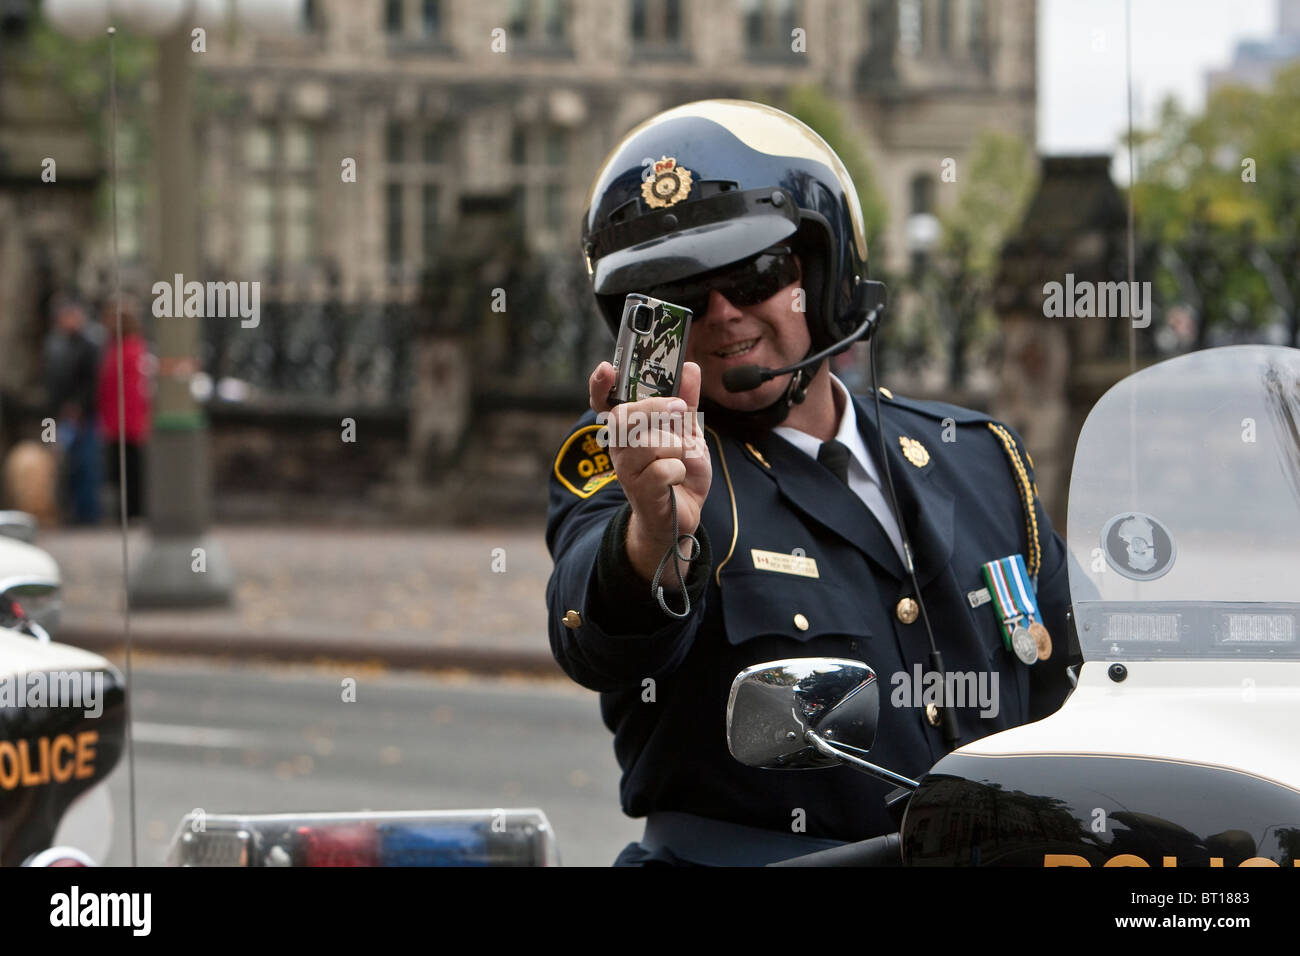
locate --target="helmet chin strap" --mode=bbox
[699,352,824,442]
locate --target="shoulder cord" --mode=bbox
[986,422,1041,579]
[650,487,701,619]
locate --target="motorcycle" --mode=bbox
[0,507,557,867]
[0,614,125,867]
[725,345,1300,867]
[0,511,122,867]
[137,346,1300,867]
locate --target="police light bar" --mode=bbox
[166,809,558,867]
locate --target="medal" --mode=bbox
[1029,620,1052,660]
[1012,624,1038,665]
[981,554,1046,665]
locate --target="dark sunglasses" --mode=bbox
[644,245,800,318]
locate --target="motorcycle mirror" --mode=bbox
[726,658,880,770]
[0,577,60,644]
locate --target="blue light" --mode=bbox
[377,822,491,867]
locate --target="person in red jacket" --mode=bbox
[97,295,153,519]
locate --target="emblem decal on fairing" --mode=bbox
[1101,511,1176,581]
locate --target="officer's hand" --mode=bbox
[588,361,712,586]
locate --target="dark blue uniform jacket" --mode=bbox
[545,389,1075,842]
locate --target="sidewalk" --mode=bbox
[39,525,563,675]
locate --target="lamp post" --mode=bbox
[46,0,297,607]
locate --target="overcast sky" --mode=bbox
[1039,0,1278,164]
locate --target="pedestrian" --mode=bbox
[41,296,103,525]
[97,294,152,520]
[545,100,1076,866]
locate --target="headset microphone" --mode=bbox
[721,280,887,393]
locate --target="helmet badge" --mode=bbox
[642,156,694,209]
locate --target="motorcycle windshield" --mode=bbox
[1067,345,1300,661]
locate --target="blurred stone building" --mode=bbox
[179,0,1035,296]
[3,0,1039,521]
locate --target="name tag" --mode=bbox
[968,587,992,608]
[750,549,820,578]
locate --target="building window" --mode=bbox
[284,123,314,169]
[422,184,441,260]
[508,0,569,48]
[631,0,682,47]
[386,120,456,270]
[386,182,404,267]
[512,123,571,240]
[385,0,404,33]
[967,0,986,58]
[421,0,441,37]
[303,0,323,31]
[423,126,445,164]
[867,0,895,55]
[544,127,567,166]
[937,0,952,52]
[242,121,319,271]
[908,172,936,279]
[246,183,275,266]
[543,0,565,41]
[742,0,801,56]
[386,0,444,42]
[910,173,934,215]
[387,122,406,163]
[285,183,316,265]
[544,184,566,230]
[898,0,922,56]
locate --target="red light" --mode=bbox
[296,825,378,866]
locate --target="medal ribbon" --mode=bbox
[980,555,1037,649]
[1005,553,1041,627]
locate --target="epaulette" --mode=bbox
[871,388,993,426]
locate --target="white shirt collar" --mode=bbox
[772,375,882,485]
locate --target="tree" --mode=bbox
[916,131,1038,385]
[1130,63,1300,345]
[764,83,891,264]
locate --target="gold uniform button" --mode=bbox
[793,613,809,631]
[926,703,941,726]
[896,597,919,624]
[878,386,893,399]
[562,609,582,630]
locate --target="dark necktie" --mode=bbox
[817,439,852,487]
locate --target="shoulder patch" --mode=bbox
[554,424,618,498]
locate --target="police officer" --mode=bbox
[546,100,1074,866]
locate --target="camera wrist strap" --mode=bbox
[650,487,700,619]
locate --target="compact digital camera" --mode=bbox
[609,293,693,404]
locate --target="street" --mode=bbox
[103,655,641,867]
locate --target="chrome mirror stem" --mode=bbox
[806,732,919,791]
